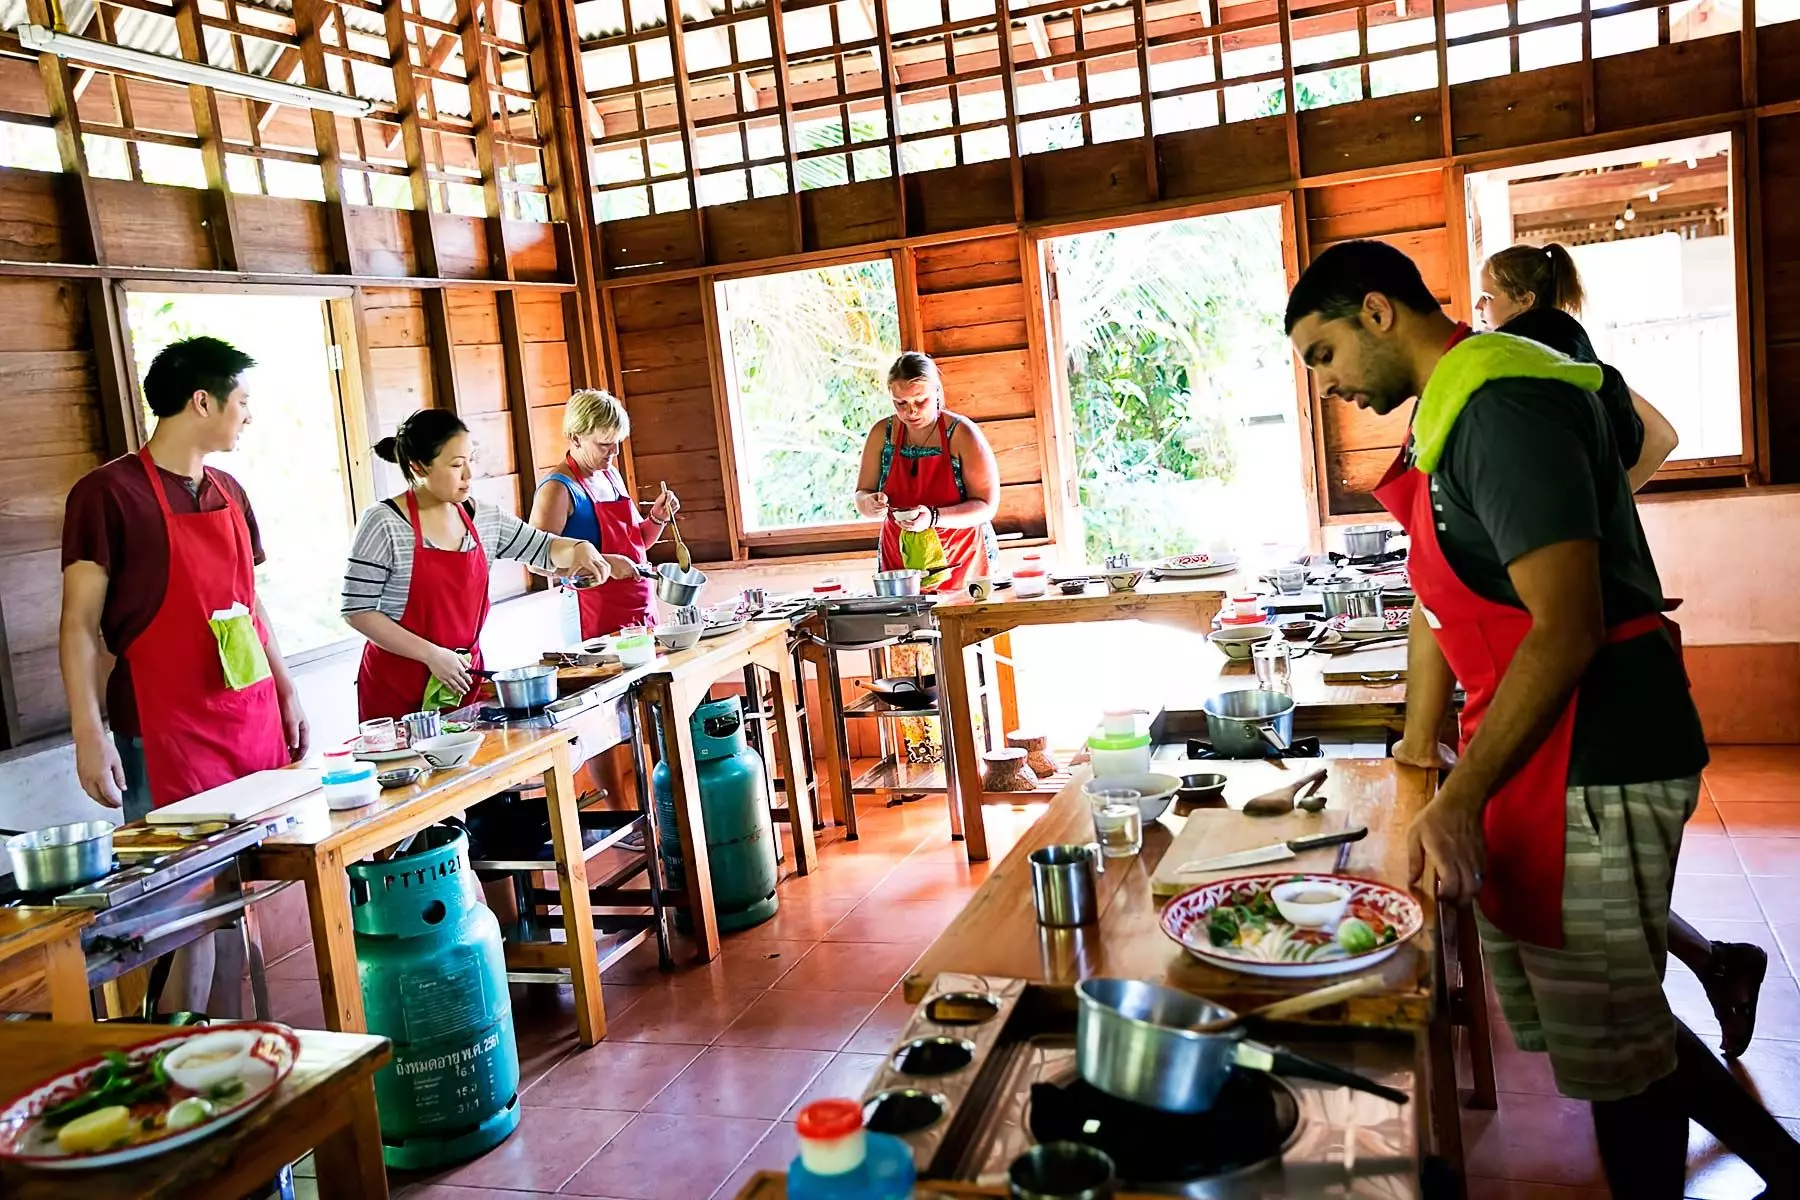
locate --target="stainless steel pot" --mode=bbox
[655,562,707,607]
[873,569,923,597]
[3,820,116,892]
[1202,688,1295,757]
[1317,577,1383,620]
[1342,524,1396,559]
[485,664,558,709]
[1075,978,1243,1113]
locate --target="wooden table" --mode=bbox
[902,759,1437,1025]
[636,618,816,962]
[246,724,609,1043]
[0,908,93,1022]
[933,577,1230,860]
[0,1022,390,1199]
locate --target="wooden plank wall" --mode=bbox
[608,281,734,562]
[1302,171,1455,516]
[912,236,1051,540]
[0,280,104,742]
[1759,112,1800,485]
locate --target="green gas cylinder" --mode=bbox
[349,823,521,1169]
[652,696,780,933]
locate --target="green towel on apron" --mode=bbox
[422,651,472,712]
[900,529,953,591]
[1413,332,1605,473]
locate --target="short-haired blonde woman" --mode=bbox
[528,390,678,637]
[853,351,999,592]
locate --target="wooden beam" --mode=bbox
[766,0,806,254]
[24,0,105,265]
[870,0,908,234]
[383,0,444,275]
[1130,0,1160,203]
[89,280,141,458]
[454,0,513,279]
[421,289,461,409]
[496,289,537,514]
[664,0,710,263]
[990,9,1026,222]
[296,0,352,273]
[173,0,244,269]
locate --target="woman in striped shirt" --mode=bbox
[342,409,638,720]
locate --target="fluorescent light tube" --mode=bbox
[18,24,375,117]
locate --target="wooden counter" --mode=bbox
[902,759,1438,1028]
[933,577,1231,860]
[0,907,93,1021]
[0,1022,390,1199]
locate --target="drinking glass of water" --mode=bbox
[1275,563,1308,595]
[1088,787,1144,857]
[1254,638,1293,694]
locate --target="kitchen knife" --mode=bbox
[1176,826,1368,875]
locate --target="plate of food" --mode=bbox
[1158,552,1240,579]
[1160,873,1424,978]
[0,1024,300,1170]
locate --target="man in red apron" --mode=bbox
[1286,241,1799,1199]
[61,336,306,1013]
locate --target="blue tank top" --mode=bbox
[537,469,607,547]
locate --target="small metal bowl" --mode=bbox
[1058,578,1089,595]
[378,766,426,789]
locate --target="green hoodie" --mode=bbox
[1411,332,1605,474]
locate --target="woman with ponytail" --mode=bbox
[1477,242,1680,489]
[1479,243,1766,1059]
[341,409,637,720]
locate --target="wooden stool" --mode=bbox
[1005,731,1058,778]
[981,748,1037,792]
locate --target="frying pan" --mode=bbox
[866,674,938,710]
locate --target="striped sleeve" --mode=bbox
[477,503,557,570]
[341,505,401,617]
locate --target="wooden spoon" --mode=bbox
[1242,767,1329,816]
[1188,975,1383,1034]
[660,479,692,572]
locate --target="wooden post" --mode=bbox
[765,0,806,254]
[991,3,1027,222]
[496,289,538,515]
[172,0,243,269]
[870,0,909,234]
[421,289,460,409]
[454,0,514,279]
[296,0,354,274]
[1277,0,1302,182]
[664,0,710,263]
[384,0,443,275]
[1129,0,1160,201]
[24,0,104,265]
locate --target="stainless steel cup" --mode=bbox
[1008,1142,1117,1200]
[402,710,442,744]
[741,587,767,612]
[1029,843,1103,927]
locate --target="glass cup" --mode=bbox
[358,717,397,751]
[1087,788,1144,857]
[1253,638,1293,694]
[1275,563,1308,595]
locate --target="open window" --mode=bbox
[714,257,903,539]
[1465,132,1750,481]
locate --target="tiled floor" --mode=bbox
[269,747,1800,1199]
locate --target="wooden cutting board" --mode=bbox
[1149,760,1352,896]
[1320,644,1408,682]
[146,768,322,825]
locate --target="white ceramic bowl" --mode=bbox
[655,623,704,652]
[414,731,484,771]
[162,1030,258,1092]
[1083,772,1182,822]
[1209,624,1275,660]
[1271,878,1351,928]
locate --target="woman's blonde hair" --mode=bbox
[563,389,630,441]
[1485,242,1585,316]
[887,351,941,391]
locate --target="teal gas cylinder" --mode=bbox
[652,696,781,932]
[349,823,521,1169]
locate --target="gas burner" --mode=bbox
[1187,737,1323,761]
[1330,549,1408,569]
[477,703,551,725]
[1028,1071,1300,1188]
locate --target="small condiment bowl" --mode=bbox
[1277,618,1317,642]
[378,766,426,789]
[1271,879,1351,929]
[163,1030,258,1092]
[1058,578,1089,595]
[1104,568,1145,594]
[1178,772,1228,806]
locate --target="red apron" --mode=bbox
[356,493,492,722]
[567,457,653,638]
[124,449,289,809]
[876,414,989,592]
[1375,360,1680,948]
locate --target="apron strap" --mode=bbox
[404,490,484,553]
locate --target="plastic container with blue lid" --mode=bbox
[322,750,380,811]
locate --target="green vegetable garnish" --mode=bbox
[1207,907,1240,947]
[206,1078,247,1103]
[1336,916,1378,954]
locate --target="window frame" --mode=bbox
[1458,123,1759,489]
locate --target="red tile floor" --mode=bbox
[271,746,1800,1200]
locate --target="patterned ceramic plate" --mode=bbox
[1325,607,1411,633]
[1158,552,1240,578]
[0,1023,299,1170]
[1161,873,1425,979]
[700,618,749,639]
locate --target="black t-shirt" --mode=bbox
[1430,375,1707,785]
[1498,308,1645,468]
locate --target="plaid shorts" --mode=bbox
[1475,776,1701,1102]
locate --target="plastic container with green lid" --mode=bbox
[1087,709,1151,777]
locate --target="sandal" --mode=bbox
[1702,940,1768,1060]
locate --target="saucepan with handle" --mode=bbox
[3,820,117,892]
[1073,976,1408,1113]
